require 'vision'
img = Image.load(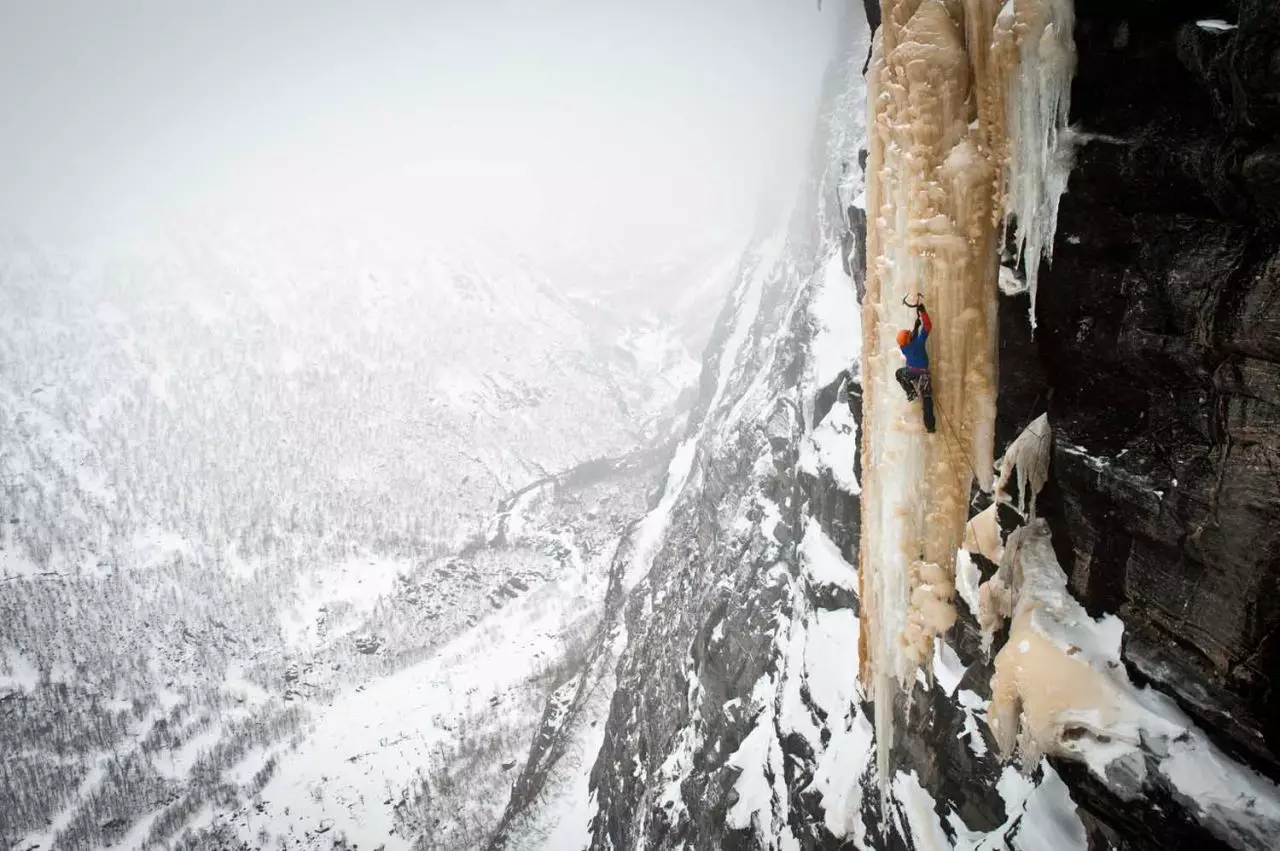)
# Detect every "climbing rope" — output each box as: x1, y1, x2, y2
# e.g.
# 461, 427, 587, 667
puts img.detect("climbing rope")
932, 395, 986, 498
